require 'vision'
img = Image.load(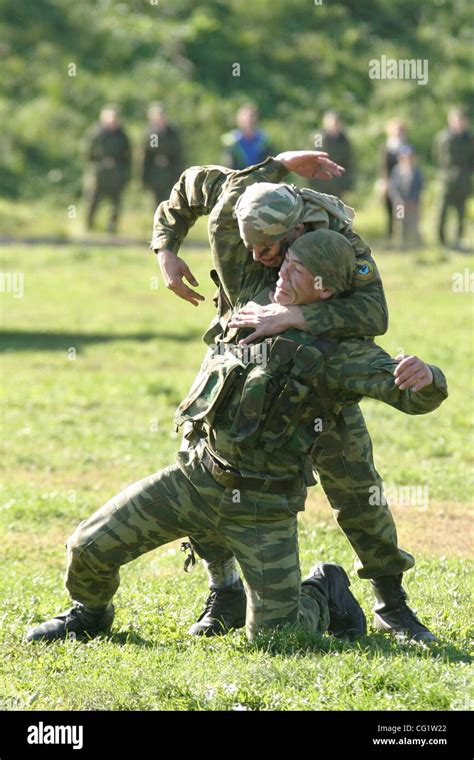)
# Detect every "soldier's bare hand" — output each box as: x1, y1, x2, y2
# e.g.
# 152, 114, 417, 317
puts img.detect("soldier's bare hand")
157, 250, 205, 306
229, 301, 306, 344
394, 354, 433, 392
275, 150, 345, 180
